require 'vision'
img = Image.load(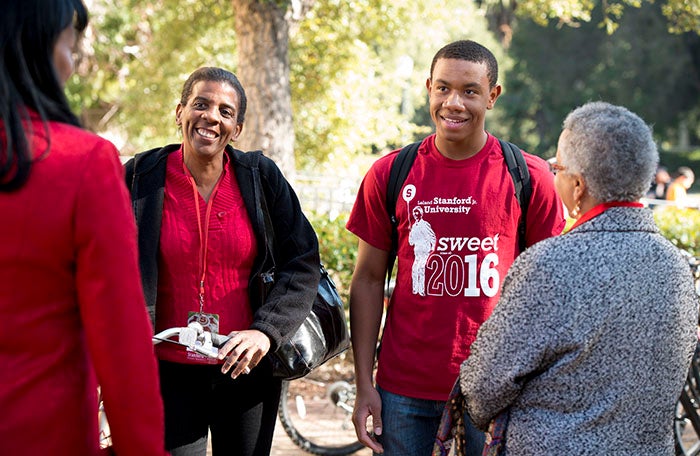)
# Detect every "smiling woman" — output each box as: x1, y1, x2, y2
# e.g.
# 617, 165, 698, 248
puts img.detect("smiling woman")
123, 67, 321, 456
176, 79, 243, 200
